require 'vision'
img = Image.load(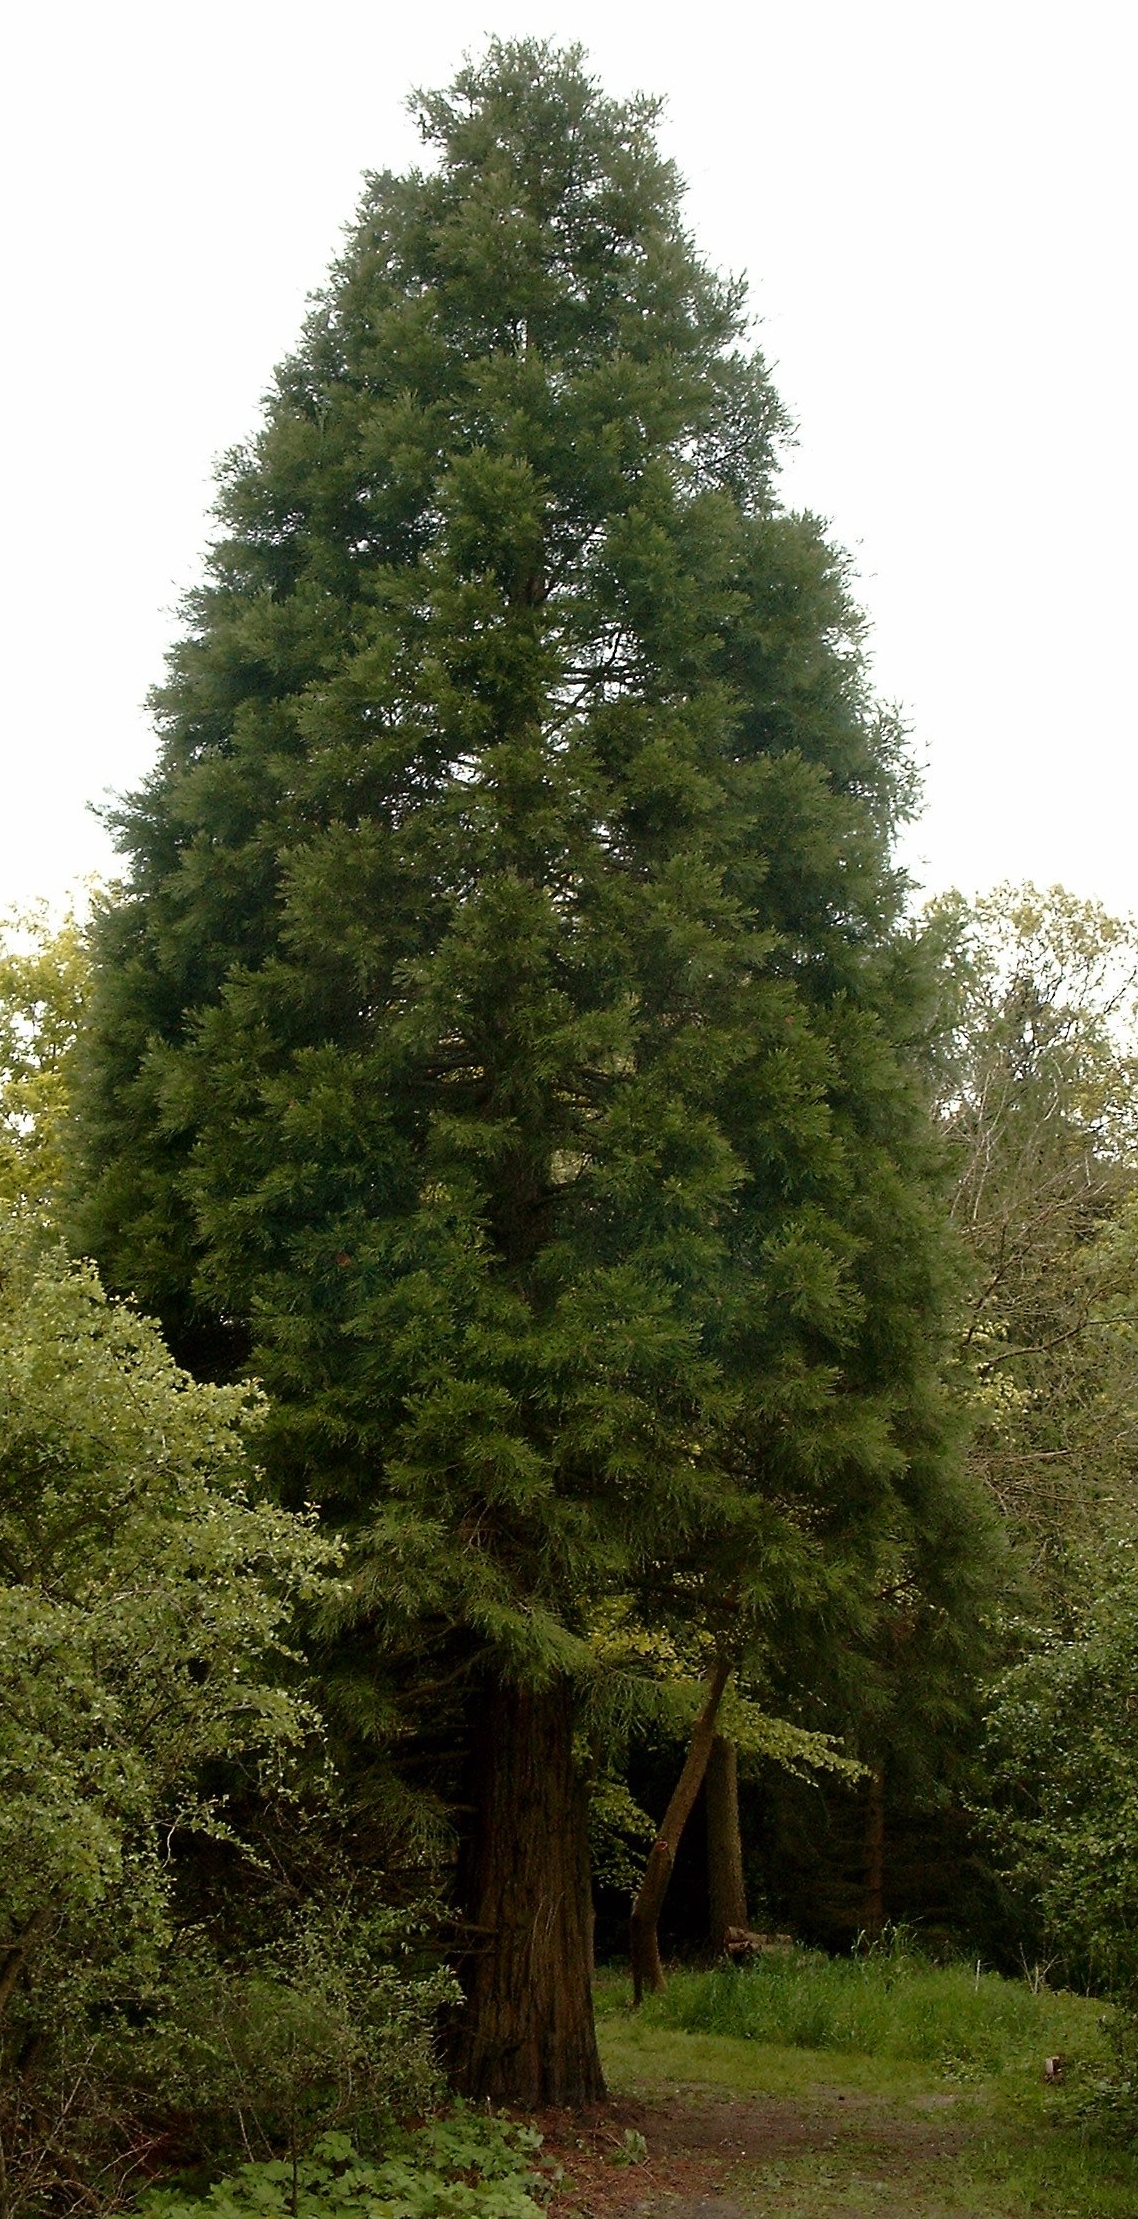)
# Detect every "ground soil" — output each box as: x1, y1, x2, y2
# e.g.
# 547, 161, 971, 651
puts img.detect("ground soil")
537, 2084, 988, 2219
